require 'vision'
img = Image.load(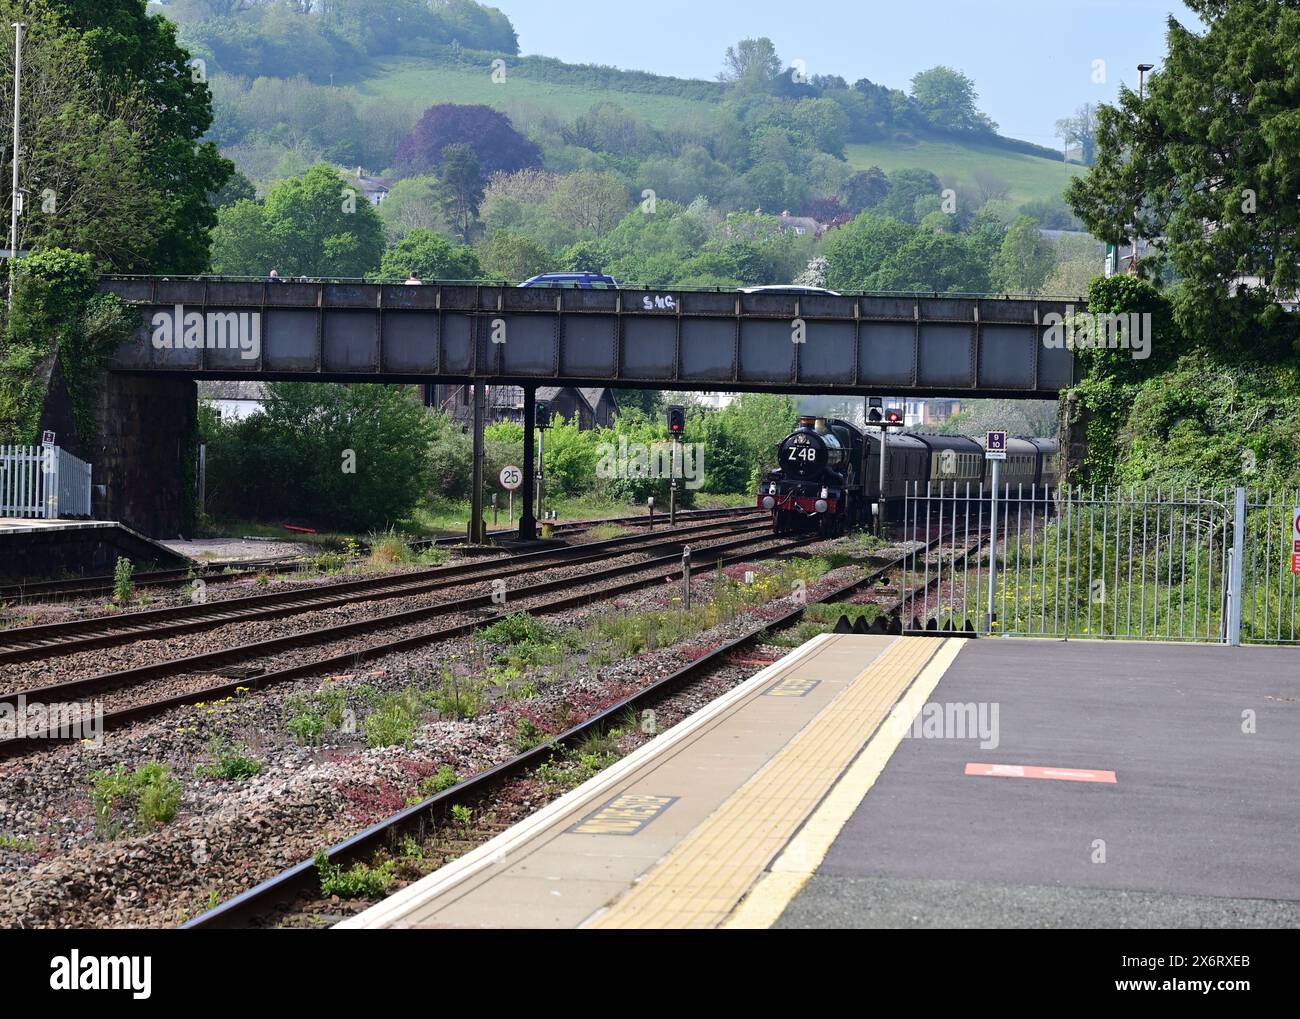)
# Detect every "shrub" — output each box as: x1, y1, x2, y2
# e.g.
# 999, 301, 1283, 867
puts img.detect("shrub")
112, 557, 134, 605
90, 762, 182, 833
196, 735, 262, 781
313, 851, 395, 898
